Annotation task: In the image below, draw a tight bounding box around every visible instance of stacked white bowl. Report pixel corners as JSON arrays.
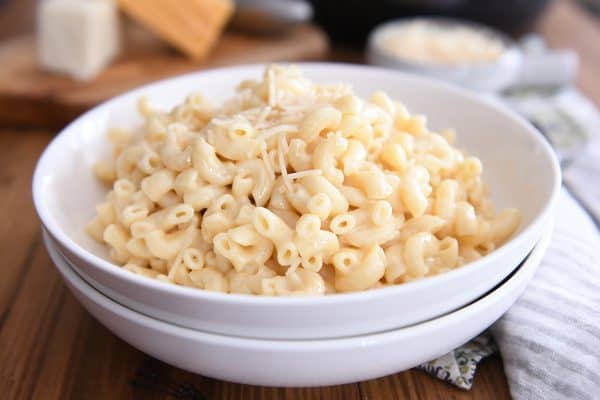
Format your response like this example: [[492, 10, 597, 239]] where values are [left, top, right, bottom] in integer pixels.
[[33, 64, 560, 386]]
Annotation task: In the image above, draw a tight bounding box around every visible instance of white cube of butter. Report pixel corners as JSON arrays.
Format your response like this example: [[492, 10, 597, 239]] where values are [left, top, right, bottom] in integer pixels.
[[38, 0, 121, 81]]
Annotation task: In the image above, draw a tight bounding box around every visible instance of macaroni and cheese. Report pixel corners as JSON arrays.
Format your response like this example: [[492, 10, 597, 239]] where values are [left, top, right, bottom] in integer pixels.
[[87, 65, 520, 295]]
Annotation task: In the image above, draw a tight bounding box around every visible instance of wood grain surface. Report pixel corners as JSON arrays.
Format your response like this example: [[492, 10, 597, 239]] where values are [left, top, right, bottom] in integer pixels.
[[0, 24, 328, 129], [0, 0, 598, 399], [536, 0, 600, 105]]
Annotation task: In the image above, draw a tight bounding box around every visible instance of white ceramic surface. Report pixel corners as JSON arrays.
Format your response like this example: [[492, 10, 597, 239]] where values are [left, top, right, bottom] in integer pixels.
[[33, 63, 561, 339], [44, 225, 552, 387]]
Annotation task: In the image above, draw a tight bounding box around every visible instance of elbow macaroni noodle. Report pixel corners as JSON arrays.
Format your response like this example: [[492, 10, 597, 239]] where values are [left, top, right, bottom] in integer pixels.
[[87, 65, 521, 295]]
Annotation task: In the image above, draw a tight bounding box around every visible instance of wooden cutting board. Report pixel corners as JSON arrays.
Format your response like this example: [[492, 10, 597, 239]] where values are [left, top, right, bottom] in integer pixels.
[[0, 24, 328, 128]]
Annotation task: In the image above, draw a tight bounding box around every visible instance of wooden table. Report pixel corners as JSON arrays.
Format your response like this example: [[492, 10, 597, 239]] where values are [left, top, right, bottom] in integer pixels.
[[0, 1, 598, 399]]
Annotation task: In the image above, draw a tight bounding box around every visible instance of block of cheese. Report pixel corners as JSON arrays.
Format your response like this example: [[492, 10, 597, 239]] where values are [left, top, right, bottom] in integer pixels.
[[38, 0, 121, 81], [117, 0, 233, 60]]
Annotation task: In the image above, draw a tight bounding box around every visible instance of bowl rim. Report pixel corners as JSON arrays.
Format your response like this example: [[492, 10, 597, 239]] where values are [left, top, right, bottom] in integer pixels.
[[45, 222, 552, 347], [32, 62, 561, 306]]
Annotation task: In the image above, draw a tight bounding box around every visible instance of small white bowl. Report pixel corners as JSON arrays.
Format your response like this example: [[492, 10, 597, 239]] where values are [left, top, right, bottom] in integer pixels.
[[367, 18, 523, 92], [44, 224, 552, 387], [33, 63, 561, 339], [368, 19, 579, 92]]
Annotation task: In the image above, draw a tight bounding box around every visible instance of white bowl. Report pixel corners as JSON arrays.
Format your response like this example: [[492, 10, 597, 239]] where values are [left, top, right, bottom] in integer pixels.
[[44, 224, 552, 387], [367, 18, 523, 92], [33, 63, 561, 339]]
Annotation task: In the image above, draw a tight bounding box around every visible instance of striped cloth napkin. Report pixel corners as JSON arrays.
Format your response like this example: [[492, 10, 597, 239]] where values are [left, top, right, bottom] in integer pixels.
[[491, 188, 600, 399], [419, 85, 600, 398]]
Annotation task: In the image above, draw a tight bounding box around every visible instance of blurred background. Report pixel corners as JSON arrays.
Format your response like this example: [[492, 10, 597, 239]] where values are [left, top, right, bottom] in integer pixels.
[[0, 0, 598, 114], [0, 0, 597, 160], [1, 0, 599, 41]]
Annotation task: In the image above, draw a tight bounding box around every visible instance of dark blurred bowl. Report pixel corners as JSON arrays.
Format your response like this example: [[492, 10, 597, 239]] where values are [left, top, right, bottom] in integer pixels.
[[309, 0, 553, 44]]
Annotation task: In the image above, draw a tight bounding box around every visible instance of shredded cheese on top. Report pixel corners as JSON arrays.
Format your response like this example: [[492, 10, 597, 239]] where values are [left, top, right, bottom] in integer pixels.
[[286, 169, 322, 180]]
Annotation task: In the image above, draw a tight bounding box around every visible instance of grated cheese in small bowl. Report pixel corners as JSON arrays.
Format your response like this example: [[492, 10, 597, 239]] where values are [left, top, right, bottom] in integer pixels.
[[377, 20, 507, 67]]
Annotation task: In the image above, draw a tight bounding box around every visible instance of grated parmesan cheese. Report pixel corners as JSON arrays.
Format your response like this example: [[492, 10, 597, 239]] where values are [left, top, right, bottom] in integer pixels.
[[278, 134, 292, 192], [260, 145, 275, 182], [267, 67, 277, 107], [259, 124, 298, 141], [379, 20, 505, 66], [286, 169, 323, 180]]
